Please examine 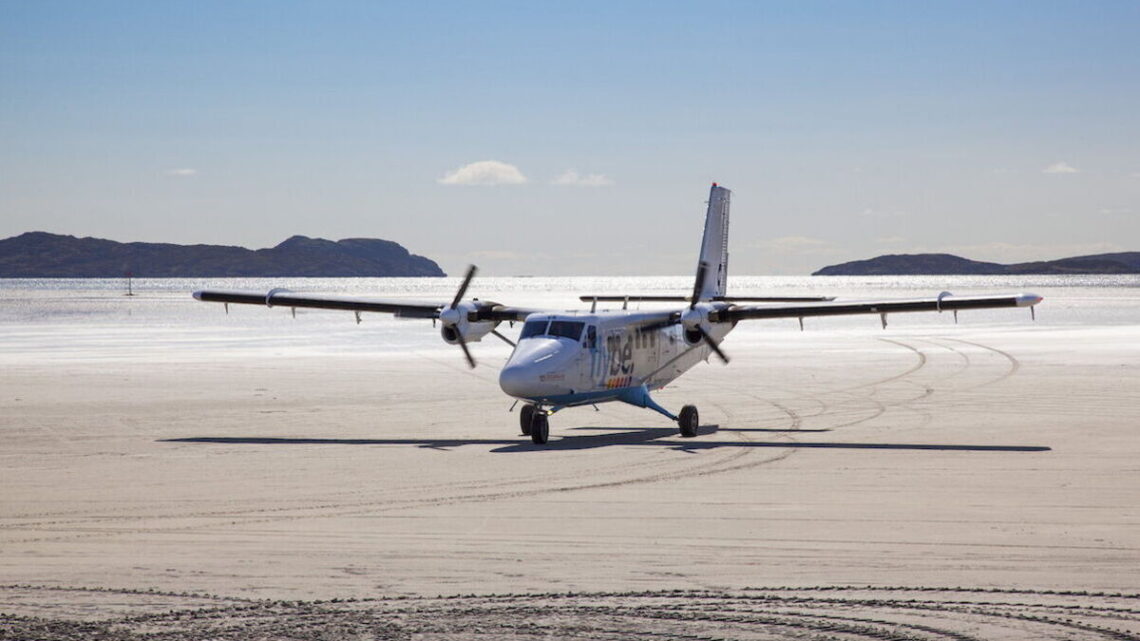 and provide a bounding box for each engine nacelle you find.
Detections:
[441,320,497,344]
[680,303,716,345]
[439,301,498,344]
